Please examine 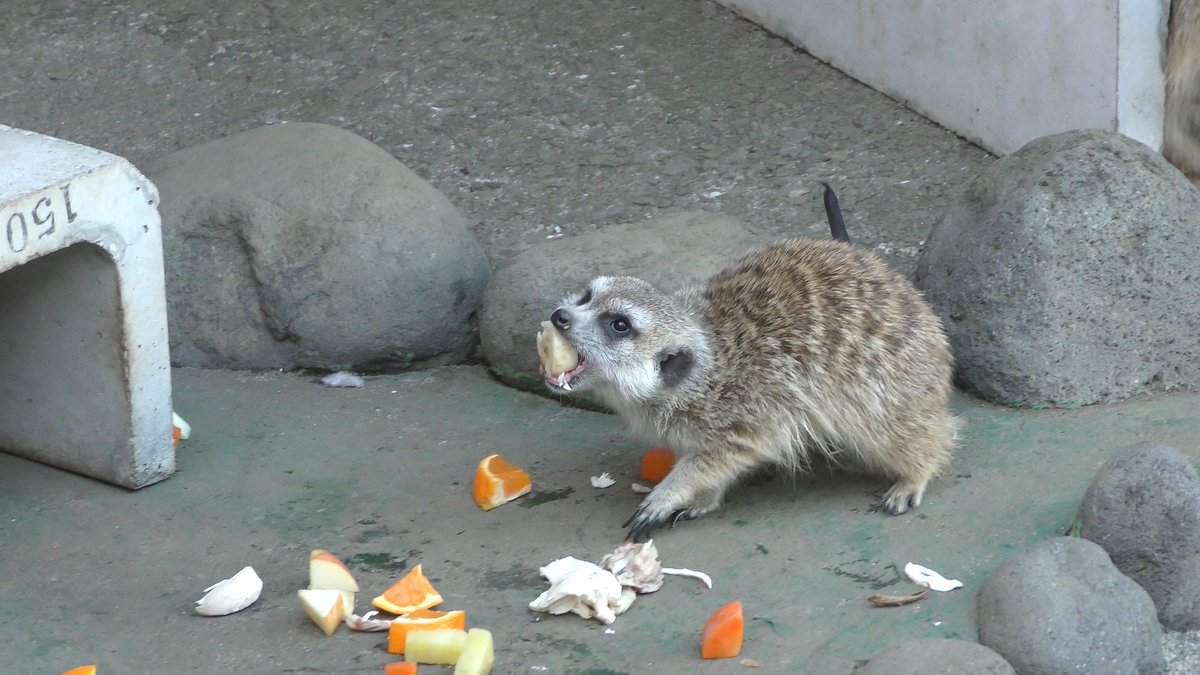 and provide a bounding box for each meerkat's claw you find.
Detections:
[881,482,925,515]
[623,509,656,542]
[624,504,669,542]
[669,508,694,528]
